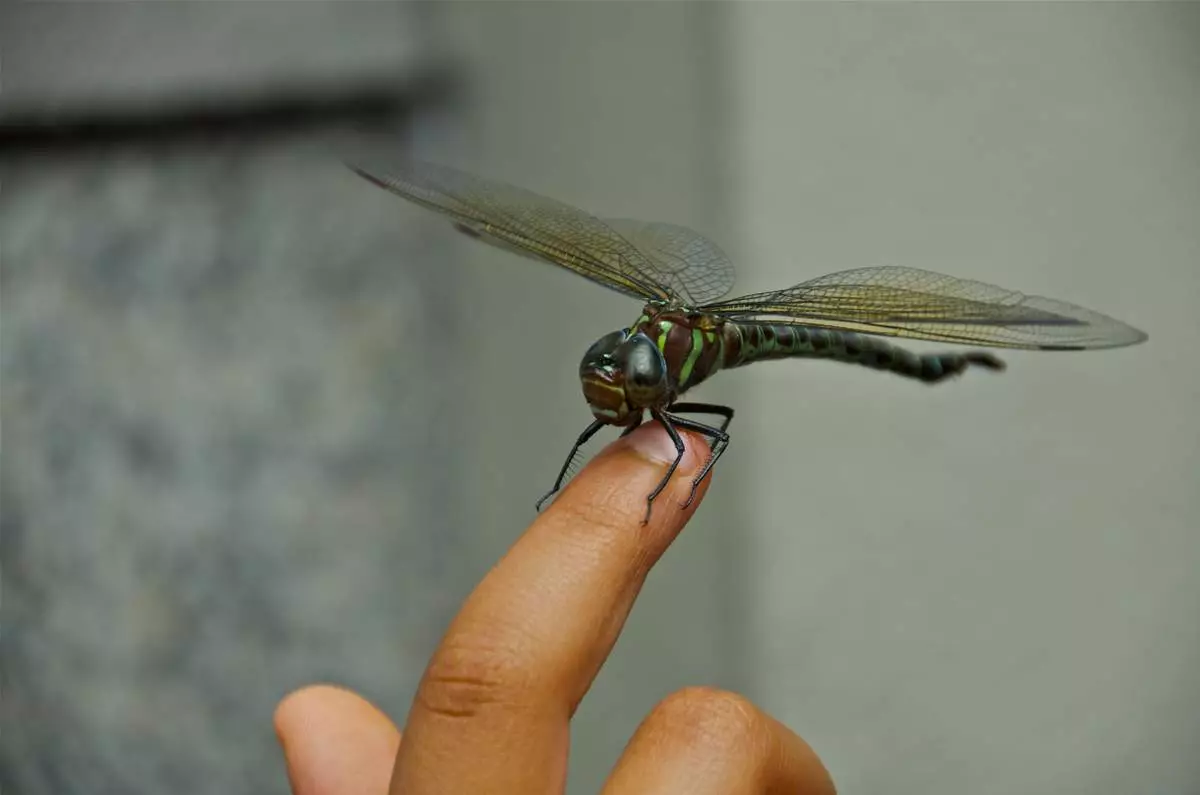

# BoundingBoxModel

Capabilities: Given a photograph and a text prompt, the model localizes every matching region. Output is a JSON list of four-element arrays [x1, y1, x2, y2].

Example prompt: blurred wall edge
[[0, 5, 745, 795]]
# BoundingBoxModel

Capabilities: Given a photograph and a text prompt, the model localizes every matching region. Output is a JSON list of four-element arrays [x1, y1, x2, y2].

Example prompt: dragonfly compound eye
[[617, 335, 667, 405], [579, 329, 629, 375]]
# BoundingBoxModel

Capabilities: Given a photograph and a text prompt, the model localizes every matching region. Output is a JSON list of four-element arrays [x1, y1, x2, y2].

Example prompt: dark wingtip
[[1036, 344, 1088, 352]]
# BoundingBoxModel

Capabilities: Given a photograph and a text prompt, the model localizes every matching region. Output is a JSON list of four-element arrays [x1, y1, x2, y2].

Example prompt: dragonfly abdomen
[[723, 323, 1006, 383]]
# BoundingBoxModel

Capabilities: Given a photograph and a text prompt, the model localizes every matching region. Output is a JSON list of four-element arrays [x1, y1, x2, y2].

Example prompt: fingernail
[[623, 422, 686, 466]]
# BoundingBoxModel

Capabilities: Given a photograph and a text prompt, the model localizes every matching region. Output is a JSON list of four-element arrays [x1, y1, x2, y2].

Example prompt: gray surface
[[728, 4, 1200, 794], [0, 4, 426, 114], [1, 138, 470, 793], [5, 3, 1199, 795], [1, 5, 466, 794]]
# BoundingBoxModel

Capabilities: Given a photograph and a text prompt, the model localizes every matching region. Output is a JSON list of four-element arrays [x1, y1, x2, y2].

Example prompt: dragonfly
[[348, 159, 1147, 523]]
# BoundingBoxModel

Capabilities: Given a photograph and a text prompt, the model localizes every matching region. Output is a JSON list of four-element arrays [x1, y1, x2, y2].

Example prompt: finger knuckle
[[646, 686, 768, 755], [417, 639, 536, 721]]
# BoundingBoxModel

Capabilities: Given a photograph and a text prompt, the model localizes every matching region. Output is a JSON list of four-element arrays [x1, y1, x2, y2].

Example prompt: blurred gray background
[[2, 3, 1197, 794]]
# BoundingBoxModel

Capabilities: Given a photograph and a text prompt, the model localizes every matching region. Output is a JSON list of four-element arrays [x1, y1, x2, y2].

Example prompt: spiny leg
[[641, 409, 689, 524], [660, 410, 731, 509], [668, 402, 735, 434], [687, 437, 729, 507], [535, 418, 605, 512]]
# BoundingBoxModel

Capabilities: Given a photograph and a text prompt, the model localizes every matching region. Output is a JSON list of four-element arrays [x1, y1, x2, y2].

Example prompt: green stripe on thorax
[[654, 320, 672, 354], [678, 328, 705, 388]]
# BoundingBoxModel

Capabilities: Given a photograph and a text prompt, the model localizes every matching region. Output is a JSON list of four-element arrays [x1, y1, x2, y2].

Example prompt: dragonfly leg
[[641, 409, 689, 524], [535, 418, 606, 512], [667, 402, 735, 435], [619, 413, 645, 437], [660, 410, 731, 509]]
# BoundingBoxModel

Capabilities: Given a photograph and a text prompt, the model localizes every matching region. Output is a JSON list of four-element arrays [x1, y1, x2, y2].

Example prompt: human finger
[[275, 684, 401, 795], [390, 421, 712, 795], [601, 687, 835, 795]]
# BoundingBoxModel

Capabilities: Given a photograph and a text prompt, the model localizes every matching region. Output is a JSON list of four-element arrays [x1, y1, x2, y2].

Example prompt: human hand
[[274, 423, 834, 794]]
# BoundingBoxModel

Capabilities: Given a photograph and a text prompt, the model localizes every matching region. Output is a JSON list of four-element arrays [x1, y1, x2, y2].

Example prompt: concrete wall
[[728, 4, 1200, 793], [2, 6, 466, 794]]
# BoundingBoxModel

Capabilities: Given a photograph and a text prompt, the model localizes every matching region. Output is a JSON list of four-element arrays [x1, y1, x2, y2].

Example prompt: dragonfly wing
[[702, 266, 1147, 350], [348, 159, 671, 302], [450, 221, 563, 268], [602, 219, 736, 306]]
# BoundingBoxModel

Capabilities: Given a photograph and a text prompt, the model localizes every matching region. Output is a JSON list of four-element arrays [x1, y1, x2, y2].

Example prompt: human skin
[[274, 422, 835, 795]]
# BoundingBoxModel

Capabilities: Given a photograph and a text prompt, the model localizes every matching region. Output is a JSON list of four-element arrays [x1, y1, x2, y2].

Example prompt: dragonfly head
[[579, 329, 668, 425]]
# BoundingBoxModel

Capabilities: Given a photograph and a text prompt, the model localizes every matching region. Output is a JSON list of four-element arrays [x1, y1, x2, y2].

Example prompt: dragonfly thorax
[[578, 328, 669, 425]]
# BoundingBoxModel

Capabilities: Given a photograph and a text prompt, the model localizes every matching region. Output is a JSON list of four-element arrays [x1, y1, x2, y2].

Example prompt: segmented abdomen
[[720, 323, 1005, 383]]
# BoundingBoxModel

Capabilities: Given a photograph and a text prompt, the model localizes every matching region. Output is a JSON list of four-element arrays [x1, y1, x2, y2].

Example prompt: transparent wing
[[702, 266, 1147, 350], [601, 219, 736, 305], [348, 159, 735, 305]]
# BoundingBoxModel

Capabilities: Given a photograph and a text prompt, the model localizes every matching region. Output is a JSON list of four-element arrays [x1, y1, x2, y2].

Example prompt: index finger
[[390, 422, 713, 795]]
